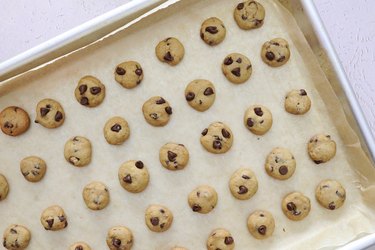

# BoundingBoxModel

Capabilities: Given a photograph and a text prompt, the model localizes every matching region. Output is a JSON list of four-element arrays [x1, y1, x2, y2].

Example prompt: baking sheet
[[0, 0, 375, 249]]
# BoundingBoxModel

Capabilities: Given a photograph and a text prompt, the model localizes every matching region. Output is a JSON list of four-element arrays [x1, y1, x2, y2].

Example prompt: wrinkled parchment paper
[[1, 0, 375, 249]]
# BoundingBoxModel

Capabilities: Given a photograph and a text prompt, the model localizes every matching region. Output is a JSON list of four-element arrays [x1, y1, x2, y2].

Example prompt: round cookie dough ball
[[0, 174, 9, 201], [69, 242, 91, 250], [142, 96, 172, 127], [315, 179, 346, 210], [82, 181, 110, 210], [2, 224, 31, 250], [145, 204, 173, 233], [114, 61, 144, 89], [285, 89, 311, 115], [64, 136, 92, 167], [265, 147, 296, 180], [20, 156, 47, 182], [118, 160, 149, 193], [106, 226, 133, 250], [155, 37, 185, 66], [282, 192, 311, 221], [200, 17, 226, 46], [185, 79, 216, 112], [35, 98, 65, 129], [200, 122, 233, 154], [261, 38, 290, 67], [188, 185, 218, 214], [222, 53, 252, 84], [244, 105, 272, 135], [103, 117, 130, 145], [74, 75, 105, 107], [247, 210, 275, 239], [40, 205, 68, 231], [308, 134, 336, 164], [234, 1, 265, 30], [159, 143, 189, 171], [229, 168, 258, 200], [0, 106, 30, 136], [207, 228, 234, 250]]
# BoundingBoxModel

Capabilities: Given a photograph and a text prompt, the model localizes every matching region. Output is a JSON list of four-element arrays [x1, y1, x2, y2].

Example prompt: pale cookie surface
[[145, 204, 173, 232], [285, 89, 311, 115], [159, 143, 189, 170], [207, 228, 235, 250], [185, 79, 216, 112], [0, 174, 9, 201], [247, 210, 275, 239], [200, 122, 233, 154], [103, 116, 130, 145], [40, 205, 68, 231], [20, 156, 47, 182], [282, 192, 311, 221], [261, 38, 290, 67], [74, 75, 105, 107], [222, 53, 252, 84], [265, 147, 296, 180], [155, 37, 184, 66], [188, 185, 218, 214], [82, 181, 110, 210], [200, 17, 226, 46], [118, 160, 149, 193], [114, 61, 144, 89], [229, 168, 258, 200], [244, 105, 273, 135], [142, 96, 173, 127], [35, 98, 65, 128], [64, 136, 92, 167], [315, 179, 346, 210], [2, 224, 31, 250], [106, 226, 133, 250], [234, 0, 265, 30], [308, 134, 336, 164], [69, 242, 91, 250], [0, 106, 30, 136]]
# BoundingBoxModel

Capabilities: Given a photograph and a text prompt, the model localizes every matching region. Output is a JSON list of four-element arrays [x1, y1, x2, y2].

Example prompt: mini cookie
[[308, 134, 336, 164], [315, 179, 346, 210], [159, 143, 189, 170], [244, 105, 272, 135], [40, 205, 68, 231], [155, 37, 184, 66], [185, 79, 216, 112], [200, 122, 233, 154], [207, 228, 234, 250], [188, 185, 218, 214], [64, 136, 92, 167], [0, 106, 30, 136], [69, 242, 91, 250], [285, 89, 311, 115], [200, 17, 226, 46], [106, 226, 133, 250], [0, 174, 9, 201], [2, 224, 31, 250], [20, 156, 47, 182], [247, 210, 275, 239], [103, 117, 130, 145], [82, 181, 110, 210], [261, 38, 290, 67], [222, 53, 252, 84], [265, 147, 296, 180], [229, 168, 258, 200], [118, 160, 149, 193], [145, 204, 173, 232], [74, 75, 105, 107], [142, 96, 172, 127], [115, 61, 144, 89], [234, 1, 265, 30], [282, 192, 311, 221], [35, 98, 65, 128]]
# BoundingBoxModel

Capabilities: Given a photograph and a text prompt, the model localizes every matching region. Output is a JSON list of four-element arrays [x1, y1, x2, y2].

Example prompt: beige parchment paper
[[1, 0, 375, 249]]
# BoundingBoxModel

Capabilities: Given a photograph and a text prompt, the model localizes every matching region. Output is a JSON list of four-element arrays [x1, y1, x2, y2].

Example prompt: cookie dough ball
[[0, 174, 9, 201], [185, 79, 216, 112], [82, 181, 110, 210], [200, 17, 226, 46], [64, 136, 92, 167], [308, 134, 336, 164], [103, 117, 130, 145], [159, 143, 189, 170], [282, 192, 311, 221], [155, 37, 184, 66], [142, 96, 172, 127], [69, 242, 91, 250], [207, 228, 234, 250], [20, 156, 47, 182], [145, 204, 173, 232], [0, 106, 30, 136], [35, 98, 65, 128], [188, 185, 218, 214], [261, 38, 290, 67], [40, 205, 68, 231], [74, 75, 105, 107], [234, 1, 265, 30], [265, 147, 296, 180], [285, 89, 311, 115], [106, 226, 133, 250], [315, 179, 346, 210], [247, 210, 275, 239], [229, 168, 258, 200], [115, 61, 144, 89], [222, 53, 252, 84], [244, 105, 272, 135], [2, 224, 31, 250], [118, 160, 149, 193], [200, 122, 233, 154]]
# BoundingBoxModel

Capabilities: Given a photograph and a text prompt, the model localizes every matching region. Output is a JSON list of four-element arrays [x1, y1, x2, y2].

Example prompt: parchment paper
[[1, 0, 375, 249]]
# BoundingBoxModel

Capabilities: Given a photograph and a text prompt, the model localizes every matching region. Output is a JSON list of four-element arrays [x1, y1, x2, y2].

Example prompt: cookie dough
[[64, 136, 92, 167], [229, 168, 258, 200], [185, 79, 216, 112], [142, 96, 172, 127], [0, 174, 9, 201], [282, 192, 311, 221], [200, 17, 226, 46], [106, 226, 133, 250], [222, 53, 252, 84], [82, 181, 110, 210], [2, 224, 31, 250], [247, 210, 275, 239], [118, 160, 149, 193], [308, 134, 336, 164], [159, 143, 189, 170], [244, 105, 273, 135], [20, 156, 47, 182], [155, 37, 184, 66], [188, 185, 218, 214], [285, 89, 311, 115], [265, 147, 296, 180], [114, 61, 144, 89], [200, 122, 233, 154], [315, 179, 346, 210], [69, 242, 91, 250], [233, 0, 265, 30], [35, 98, 65, 128], [261, 38, 290, 67], [40, 205, 68, 231], [103, 116, 130, 145], [145, 204, 173, 232], [207, 228, 234, 250], [74, 75, 105, 107], [0, 106, 30, 136]]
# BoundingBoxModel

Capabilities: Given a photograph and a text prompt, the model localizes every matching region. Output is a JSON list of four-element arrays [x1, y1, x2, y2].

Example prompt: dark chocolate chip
[[90, 87, 101, 95], [213, 140, 222, 150], [192, 204, 201, 212], [204, 87, 214, 96], [58, 215, 65, 222], [224, 57, 233, 65], [40, 107, 50, 117], [260, 213, 264, 217], [254, 107, 263, 116], [80, 97, 89, 106], [135, 161, 144, 169], [186, 92, 195, 101], [112, 238, 121, 247], [231, 67, 241, 77], [237, 2, 244, 10], [79, 84, 87, 95], [242, 175, 250, 179], [266, 51, 275, 61], [300, 89, 307, 96], [116, 67, 126, 75], [150, 113, 158, 120], [10, 228, 17, 234], [160, 223, 165, 229], [167, 151, 177, 161], [279, 166, 288, 175], [201, 128, 208, 136], [46, 219, 54, 228], [328, 202, 336, 210], [156, 97, 166, 104], [221, 128, 231, 138], [111, 124, 121, 132], [135, 68, 143, 76], [314, 160, 323, 164], [238, 185, 248, 194], [123, 174, 132, 184], [224, 236, 234, 245], [286, 202, 296, 211], [254, 19, 263, 26], [258, 225, 267, 235], [3, 239, 6, 247], [31, 170, 39, 176], [55, 111, 63, 122], [247, 118, 254, 127], [241, 14, 247, 20], [247, 64, 252, 70], [163, 52, 174, 62], [160, 209, 165, 213], [150, 217, 159, 226], [236, 58, 242, 63], [205, 26, 218, 34], [75, 246, 84, 250], [165, 106, 172, 115], [293, 210, 301, 216], [277, 56, 286, 62], [336, 190, 345, 198], [4, 121, 13, 128]]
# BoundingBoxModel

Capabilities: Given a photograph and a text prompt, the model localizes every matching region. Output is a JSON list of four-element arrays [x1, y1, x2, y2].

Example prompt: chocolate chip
[[254, 107, 263, 116], [90, 87, 101, 95], [55, 111, 63, 122], [293, 210, 301, 216], [200, 32, 204, 39], [213, 140, 222, 150], [242, 175, 250, 179], [266, 51, 275, 61], [192, 204, 201, 212], [258, 225, 267, 235], [221, 128, 231, 138], [78, 85, 87, 95], [336, 190, 345, 198], [224, 57, 233, 65], [10, 228, 17, 234], [4, 121, 13, 128], [135, 161, 144, 169], [112, 238, 121, 247], [279, 166, 288, 175], [224, 236, 234, 245], [123, 174, 132, 184], [116, 67, 125, 75], [22, 171, 29, 177], [150, 217, 159, 226], [165, 106, 172, 115], [201, 128, 208, 136], [241, 14, 247, 20], [300, 89, 307, 96], [204, 87, 214, 96], [46, 219, 54, 228], [40, 107, 50, 117], [111, 124, 121, 132], [236, 58, 242, 63], [160, 223, 165, 229], [314, 160, 323, 164], [277, 56, 286, 62], [80, 97, 89, 106], [135, 68, 143, 76], [238, 185, 248, 194], [3, 240, 6, 247], [58, 215, 65, 222], [254, 19, 263, 26], [186, 92, 195, 101], [75, 246, 84, 250], [205, 26, 218, 34], [167, 151, 177, 161], [286, 202, 296, 211], [247, 118, 254, 127], [156, 97, 166, 104], [231, 67, 241, 77], [328, 202, 336, 210], [164, 52, 174, 62], [150, 113, 158, 120], [160, 209, 165, 213], [237, 2, 244, 10]]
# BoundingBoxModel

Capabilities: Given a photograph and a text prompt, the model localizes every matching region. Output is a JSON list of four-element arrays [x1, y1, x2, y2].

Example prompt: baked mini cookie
[[315, 179, 346, 210], [247, 210, 275, 239], [40, 205, 68, 231], [261, 38, 290, 67], [64, 136, 92, 167], [82, 181, 110, 210], [200, 17, 226, 46], [0, 106, 30, 136], [229, 168, 258, 200], [35, 98, 64, 128], [2, 224, 31, 250], [106, 226, 133, 250], [20, 156, 47, 182], [118, 160, 149, 193], [115, 61, 144, 89], [285, 89, 311, 115], [265, 147, 296, 180], [207, 228, 234, 250], [185, 79, 216, 112], [200, 122, 233, 154], [222, 53, 252, 84], [145, 204, 173, 232], [74, 75, 105, 107], [155, 37, 184, 66], [69, 242, 91, 250], [0, 174, 9, 201], [188, 185, 218, 214], [282, 192, 311, 221], [244, 105, 273, 135], [159, 143, 189, 170], [103, 117, 130, 145], [308, 134, 336, 164], [142, 96, 172, 127], [234, 0, 265, 30]]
